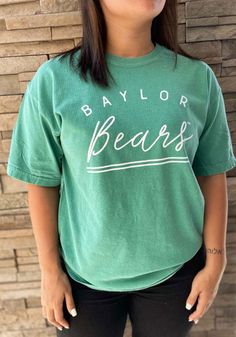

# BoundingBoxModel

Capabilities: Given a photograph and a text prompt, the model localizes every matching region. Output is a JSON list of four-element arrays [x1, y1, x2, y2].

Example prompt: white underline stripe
[[86, 156, 188, 170], [87, 159, 190, 173]]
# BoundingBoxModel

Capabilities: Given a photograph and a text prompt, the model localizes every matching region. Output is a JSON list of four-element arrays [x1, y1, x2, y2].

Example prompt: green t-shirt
[[7, 44, 236, 291]]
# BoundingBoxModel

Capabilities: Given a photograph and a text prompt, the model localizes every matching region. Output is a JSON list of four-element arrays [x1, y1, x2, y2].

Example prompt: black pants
[[56, 243, 206, 337]]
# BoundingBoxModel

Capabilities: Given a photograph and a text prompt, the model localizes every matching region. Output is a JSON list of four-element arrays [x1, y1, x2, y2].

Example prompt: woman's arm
[[26, 184, 77, 331], [185, 173, 228, 324], [196, 173, 228, 271], [27, 184, 62, 273]]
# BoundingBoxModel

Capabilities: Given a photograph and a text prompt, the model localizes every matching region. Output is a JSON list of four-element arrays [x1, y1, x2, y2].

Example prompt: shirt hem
[[7, 163, 61, 187], [193, 156, 236, 176], [63, 241, 204, 292]]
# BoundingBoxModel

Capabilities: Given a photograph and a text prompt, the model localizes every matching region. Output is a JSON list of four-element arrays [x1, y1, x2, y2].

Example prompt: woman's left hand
[[185, 263, 227, 324]]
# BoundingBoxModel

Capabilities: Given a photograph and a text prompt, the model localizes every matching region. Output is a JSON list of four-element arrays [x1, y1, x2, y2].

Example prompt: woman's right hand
[[40, 268, 78, 331]]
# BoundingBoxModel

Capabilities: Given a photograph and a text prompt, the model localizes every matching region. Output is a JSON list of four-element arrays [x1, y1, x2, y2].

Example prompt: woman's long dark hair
[[52, 0, 201, 88]]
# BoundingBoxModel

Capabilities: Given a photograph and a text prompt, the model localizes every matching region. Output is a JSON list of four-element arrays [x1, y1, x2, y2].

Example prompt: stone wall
[[0, 1, 236, 336]]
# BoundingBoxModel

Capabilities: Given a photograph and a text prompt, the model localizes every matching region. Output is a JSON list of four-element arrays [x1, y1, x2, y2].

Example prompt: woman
[[7, 0, 236, 336]]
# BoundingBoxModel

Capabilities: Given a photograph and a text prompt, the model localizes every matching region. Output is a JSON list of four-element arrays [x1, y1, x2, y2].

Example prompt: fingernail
[[57, 327, 63, 331], [65, 325, 70, 329], [194, 319, 199, 324], [70, 308, 77, 317], [186, 303, 192, 310]]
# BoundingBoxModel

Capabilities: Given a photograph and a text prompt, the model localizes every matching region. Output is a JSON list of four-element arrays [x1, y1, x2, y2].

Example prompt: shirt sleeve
[[7, 61, 63, 187], [192, 64, 236, 176]]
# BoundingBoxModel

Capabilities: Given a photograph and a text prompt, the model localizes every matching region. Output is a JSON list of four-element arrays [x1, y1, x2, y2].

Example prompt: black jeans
[[56, 243, 206, 337]]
